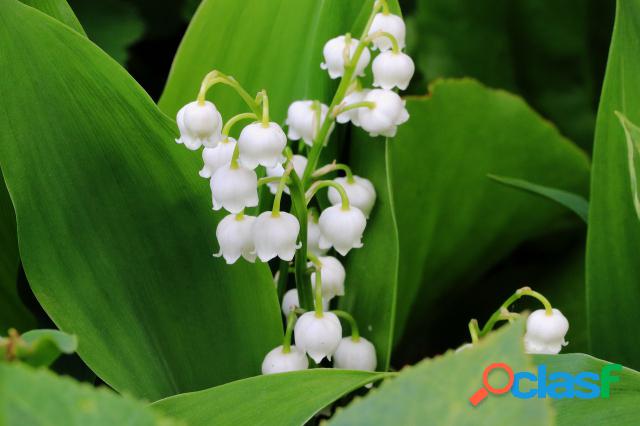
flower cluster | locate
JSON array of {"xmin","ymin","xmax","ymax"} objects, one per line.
[{"xmin": 175, "ymin": 0, "xmax": 413, "ymax": 375}]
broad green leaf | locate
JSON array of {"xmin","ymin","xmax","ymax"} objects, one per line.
[
  {"xmin": 615, "ymin": 112, "xmax": 640, "ymax": 221},
  {"xmin": 20, "ymin": 0, "xmax": 85, "ymax": 35},
  {"xmin": 0, "ymin": 0, "xmax": 281, "ymax": 400},
  {"xmin": 0, "ymin": 363, "xmax": 177, "ymax": 425},
  {"xmin": 68, "ymin": 0, "xmax": 144, "ymax": 65},
  {"xmin": 413, "ymin": 0, "xmax": 600, "ymax": 149},
  {"xmin": 19, "ymin": 329, "xmax": 78, "ymax": 367},
  {"xmin": 329, "ymin": 320, "xmax": 552, "ymax": 425},
  {"xmin": 586, "ymin": 0, "xmax": 640, "ymax": 370},
  {"xmin": 488, "ymin": 174, "xmax": 589, "ymax": 223},
  {"xmin": 153, "ymin": 369, "xmax": 390, "ymax": 425},
  {"xmin": 532, "ymin": 354, "xmax": 640, "ymax": 425},
  {"xmin": 159, "ymin": 0, "xmax": 367, "ymax": 120},
  {"xmin": 392, "ymin": 80, "xmax": 590, "ymax": 347}
]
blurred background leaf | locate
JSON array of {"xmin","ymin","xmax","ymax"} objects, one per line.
[
  {"xmin": 586, "ymin": 0, "xmax": 640, "ymax": 370},
  {"xmin": 0, "ymin": 0, "xmax": 281, "ymax": 400}
]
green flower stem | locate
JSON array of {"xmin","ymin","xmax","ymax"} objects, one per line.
[
  {"xmin": 468, "ymin": 319, "xmax": 480, "ymax": 344},
  {"xmin": 272, "ymin": 162, "xmax": 294, "ymax": 216},
  {"xmin": 257, "ymin": 90, "xmax": 270, "ymax": 126},
  {"xmin": 313, "ymin": 265, "xmax": 324, "ymax": 316},
  {"xmin": 288, "ymin": 170, "xmax": 314, "ymax": 311},
  {"xmin": 276, "ymin": 260, "xmax": 289, "ymax": 301},
  {"xmin": 301, "ymin": 2, "xmax": 382, "ymax": 185},
  {"xmin": 366, "ymin": 31, "xmax": 400, "ymax": 53},
  {"xmin": 312, "ymin": 162, "xmax": 355, "ymax": 183},
  {"xmin": 196, "ymin": 70, "xmax": 261, "ymax": 117},
  {"xmin": 282, "ymin": 310, "xmax": 297, "ymax": 353},
  {"xmin": 379, "ymin": 0, "xmax": 390, "ymax": 14},
  {"xmin": 257, "ymin": 176, "xmax": 283, "ymax": 186},
  {"xmin": 306, "ymin": 180, "xmax": 350, "ymax": 209},
  {"xmin": 334, "ymin": 101, "xmax": 375, "ymax": 116},
  {"xmin": 222, "ymin": 112, "xmax": 257, "ymax": 136},
  {"xmin": 478, "ymin": 287, "xmax": 553, "ymax": 337},
  {"xmin": 331, "ymin": 310, "xmax": 360, "ymax": 341}
]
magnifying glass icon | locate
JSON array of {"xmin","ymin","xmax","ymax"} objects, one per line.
[{"xmin": 469, "ymin": 363, "xmax": 514, "ymax": 406}]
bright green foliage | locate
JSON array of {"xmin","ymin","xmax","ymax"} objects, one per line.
[
  {"xmin": 0, "ymin": 363, "xmax": 177, "ymax": 425},
  {"xmin": 329, "ymin": 320, "xmax": 552, "ymax": 425},
  {"xmin": 0, "ymin": 329, "xmax": 78, "ymax": 367},
  {"xmin": 20, "ymin": 0, "xmax": 85, "ymax": 34},
  {"xmin": 153, "ymin": 369, "xmax": 390, "ymax": 426},
  {"xmin": 616, "ymin": 112, "xmax": 640, "ymax": 221},
  {"xmin": 586, "ymin": 0, "xmax": 640, "ymax": 370},
  {"xmin": 0, "ymin": 0, "xmax": 281, "ymax": 400}
]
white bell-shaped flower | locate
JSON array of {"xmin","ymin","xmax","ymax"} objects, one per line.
[
  {"xmin": 307, "ymin": 212, "xmax": 329, "ymax": 256},
  {"xmin": 336, "ymin": 89, "xmax": 369, "ymax": 126},
  {"xmin": 176, "ymin": 101, "xmax": 223, "ymax": 150},
  {"xmin": 318, "ymin": 205, "xmax": 367, "ymax": 256},
  {"xmin": 238, "ymin": 122, "xmax": 287, "ymax": 169},
  {"xmin": 294, "ymin": 311, "xmax": 342, "ymax": 363},
  {"xmin": 199, "ymin": 137, "xmax": 236, "ymax": 179},
  {"xmin": 333, "ymin": 337, "xmax": 377, "ymax": 371},
  {"xmin": 358, "ymin": 89, "xmax": 409, "ymax": 137},
  {"xmin": 327, "ymin": 176, "xmax": 376, "ymax": 218},
  {"xmin": 281, "ymin": 288, "xmax": 329, "ymax": 316},
  {"xmin": 372, "ymin": 51, "xmax": 415, "ymax": 91},
  {"xmin": 286, "ymin": 101, "xmax": 329, "ymax": 146},
  {"xmin": 210, "ymin": 164, "xmax": 258, "ymax": 213},
  {"xmin": 368, "ymin": 13, "xmax": 406, "ymax": 51},
  {"xmin": 321, "ymin": 35, "xmax": 371, "ymax": 79},
  {"xmin": 310, "ymin": 256, "xmax": 345, "ymax": 300},
  {"xmin": 253, "ymin": 212, "xmax": 300, "ymax": 262},
  {"xmin": 524, "ymin": 308, "xmax": 569, "ymax": 354},
  {"xmin": 214, "ymin": 213, "xmax": 256, "ymax": 264},
  {"xmin": 261, "ymin": 345, "xmax": 308, "ymax": 375},
  {"xmin": 265, "ymin": 155, "xmax": 308, "ymax": 195}
]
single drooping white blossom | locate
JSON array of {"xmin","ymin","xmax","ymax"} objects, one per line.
[
  {"xmin": 524, "ymin": 308, "xmax": 569, "ymax": 354},
  {"xmin": 294, "ymin": 311, "xmax": 342, "ymax": 363},
  {"xmin": 265, "ymin": 155, "xmax": 308, "ymax": 195},
  {"xmin": 372, "ymin": 51, "xmax": 415, "ymax": 91},
  {"xmin": 321, "ymin": 35, "xmax": 371, "ymax": 79},
  {"xmin": 199, "ymin": 137, "xmax": 236, "ymax": 178},
  {"xmin": 327, "ymin": 176, "xmax": 376, "ymax": 218},
  {"xmin": 281, "ymin": 288, "xmax": 329, "ymax": 316},
  {"xmin": 307, "ymin": 212, "xmax": 329, "ymax": 256},
  {"xmin": 176, "ymin": 101, "xmax": 223, "ymax": 150},
  {"xmin": 310, "ymin": 256, "xmax": 346, "ymax": 300},
  {"xmin": 214, "ymin": 213, "xmax": 256, "ymax": 264},
  {"xmin": 238, "ymin": 122, "xmax": 287, "ymax": 169},
  {"xmin": 368, "ymin": 13, "xmax": 406, "ymax": 51},
  {"xmin": 318, "ymin": 205, "xmax": 367, "ymax": 255},
  {"xmin": 333, "ymin": 337, "xmax": 377, "ymax": 371},
  {"xmin": 336, "ymin": 89, "xmax": 369, "ymax": 126},
  {"xmin": 261, "ymin": 345, "xmax": 309, "ymax": 375},
  {"xmin": 253, "ymin": 212, "xmax": 300, "ymax": 262},
  {"xmin": 210, "ymin": 164, "xmax": 258, "ymax": 213},
  {"xmin": 358, "ymin": 89, "xmax": 409, "ymax": 137},
  {"xmin": 286, "ymin": 101, "xmax": 329, "ymax": 145}
]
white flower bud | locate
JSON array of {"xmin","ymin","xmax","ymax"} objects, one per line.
[
  {"xmin": 321, "ymin": 35, "xmax": 371, "ymax": 79},
  {"xmin": 327, "ymin": 176, "xmax": 376, "ymax": 217},
  {"xmin": 265, "ymin": 155, "xmax": 308, "ymax": 195},
  {"xmin": 524, "ymin": 308, "xmax": 569, "ymax": 354},
  {"xmin": 253, "ymin": 212, "xmax": 300, "ymax": 262},
  {"xmin": 318, "ymin": 205, "xmax": 367, "ymax": 256},
  {"xmin": 214, "ymin": 213, "xmax": 256, "ymax": 264},
  {"xmin": 281, "ymin": 288, "xmax": 329, "ymax": 316},
  {"xmin": 333, "ymin": 336, "xmax": 377, "ymax": 371},
  {"xmin": 238, "ymin": 122, "xmax": 287, "ymax": 169},
  {"xmin": 307, "ymin": 213, "xmax": 329, "ymax": 256},
  {"xmin": 310, "ymin": 256, "xmax": 345, "ymax": 300},
  {"xmin": 336, "ymin": 89, "xmax": 369, "ymax": 126},
  {"xmin": 261, "ymin": 345, "xmax": 308, "ymax": 375},
  {"xmin": 372, "ymin": 51, "xmax": 415, "ymax": 91},
  {"xmin": 455, "ymin": 343, "xmax": 473, "ymax": 354},
  {"xmin": 294, "ymin": 311, "xmax": 342, "ymax": 363},
  {"xmin": 176, "ymin": 101, "xmax": 223, "ymax": 150},
  {"xmin": 199, "ymin": 137, "xmax": 236, "ymax": 179},
  {"xmin": 358, "ymin": 89, "xmax": 409, "ymax": 137},
  {"xmin": 368, "ymin": 13, "xmax": 406, "ymax": 51},
  {"xmin": 286, "ymin": 101, "xmax": 329, "ymax": 146},
  {"xmin": 210, "ymin": 164, "xmax": 258, "ymax": 213}
]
